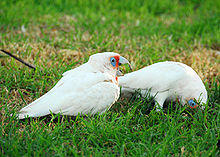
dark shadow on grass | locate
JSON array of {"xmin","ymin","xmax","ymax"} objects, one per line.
[
  {"xmin": 117, "ymin": 89, "xmax": 206, "ymax": 117},
  {"xmin": 18, "ymin": 114, "xmax": 78, "ymax": 125}
]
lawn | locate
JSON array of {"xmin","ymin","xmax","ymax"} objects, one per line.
[{"xmin": 0, "ymin": 0, "xmax": 220, "ymax": 156}]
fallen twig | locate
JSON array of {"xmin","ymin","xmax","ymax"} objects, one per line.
[{"xmin": 0, "ymin": 49, "xmax": 36, "ymax": 70}]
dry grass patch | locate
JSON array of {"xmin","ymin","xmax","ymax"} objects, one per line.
[
  {"xmin": 172, "ymin": 45, "xmax": 220, "ymax": 85},
  {"xmin": 0, "ymin": 42, "xmax": 87, "ymax": 68}
]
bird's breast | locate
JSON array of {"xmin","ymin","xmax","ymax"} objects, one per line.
[{"xmin": 104, "ymin": 77, "xmax": 119, "ymax": 85}]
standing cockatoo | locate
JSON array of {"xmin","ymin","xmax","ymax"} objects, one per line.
[
  {"xmin": 119, "ymin": 61, "xmax": 207, "ymax": 111},
  {"xmin": 18, "ymin": 52, "xmax": 130, "ymax": 119}
]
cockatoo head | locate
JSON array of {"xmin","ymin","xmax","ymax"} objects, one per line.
[
  {"xmin": 186, "ymin": 93, "xmax": 207, "ymax": 109},
  {"xmin": 88, "ymin": 52, "xmax": 131, "ymax": 75}
]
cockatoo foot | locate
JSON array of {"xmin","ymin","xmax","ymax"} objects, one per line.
[
  {"xmin": 155, "ymin": 104, "xmax": 163, "ymax": 112},
  {"xmin": 155, "ymin": 108, "xmax": 162, "ymax": 112},
  {"xmin": 201, "ymin": 105, "xmax": 206, "ymax": 110}
]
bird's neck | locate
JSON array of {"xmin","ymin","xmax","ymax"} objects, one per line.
[{"xmin": 87, "ymin": 61, "xmax": 118, "ymax": 85}]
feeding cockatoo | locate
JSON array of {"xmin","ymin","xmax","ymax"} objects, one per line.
[
  {"xmin": 119, "ymin": 61, "xmax": 207, "ymax": 111},
  {"xmin": 18, "ymin": 52, "xmax": 130, "ymax": 119}
]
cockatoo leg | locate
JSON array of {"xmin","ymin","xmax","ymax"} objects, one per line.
[{"xmin": 154, "ymin": 92, "xmax": 168, "ymax": 112}]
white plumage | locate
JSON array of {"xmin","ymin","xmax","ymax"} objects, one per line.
[
  {"xmin": 119, "ymin": 61, "xmax": 207, "ymax": 110},
  {"xmin": 18, "ymin": 52, "xmax": 130, "ymax": 119}
]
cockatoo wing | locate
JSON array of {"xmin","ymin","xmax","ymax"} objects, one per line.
[
  {"xmin": 18, "ymin": 70, "xmax": 119, "ymax": 119},
  {"xmin": 53, "ymin": 82, "xmax": 119, "ymax": 115}
]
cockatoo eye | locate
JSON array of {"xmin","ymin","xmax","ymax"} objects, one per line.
[
  {"xmin": 188, "ymin": 99, "xmax": 197, "ymax": 108},
  {"xmin": 110, "ymin": 57, "xmax": 117, "ymax": 67}
]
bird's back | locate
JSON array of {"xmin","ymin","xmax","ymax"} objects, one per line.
[
  {"xmin": 119, "ymin": 61, "xmax": 207, "ymax": 103},
  {"xmin": 119, "ymin": 62, "xmax": 187, "ymax": 92}
]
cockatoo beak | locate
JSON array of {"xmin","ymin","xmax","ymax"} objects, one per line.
[
  {"xmin": 116, "ymin": 56, "xmax": 132, "ymax": 76},
  {"xmin": 119, "ymin": 56, "xmax": 132, "ymax": 70},
  {"xmin": 116, "ymin": 68, "xmax": 124, "ymax": 76}
]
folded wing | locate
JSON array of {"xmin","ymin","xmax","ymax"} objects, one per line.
[{"xmin": 18, "ymin": 71, "xmax": 119, "ymax": 119}]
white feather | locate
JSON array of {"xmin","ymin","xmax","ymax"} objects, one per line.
[
  {"xmin": 18, "ymin": 52, "xmax": 123, "ymax": 119},
  {"xmin": 119, "ymin": 61, "xmax": 207, "ymax": 110}
]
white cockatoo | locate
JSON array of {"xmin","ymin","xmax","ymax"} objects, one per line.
[
  {"xmin": 18, "ymin": 52, "xmax": 130, "ymax": 119},
  {"xmin": 119, "ymin": 61, "xmax": 207, "ymax": 111}
]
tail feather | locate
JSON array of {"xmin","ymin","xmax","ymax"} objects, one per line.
[{"xmin": 17, "ymin": 94, "xmax": 52, "ymax": 119}]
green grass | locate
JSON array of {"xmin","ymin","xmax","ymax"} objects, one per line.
[{"xmin": 0, "ymin": 0, "xmax": 220, "ymax": 156}]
